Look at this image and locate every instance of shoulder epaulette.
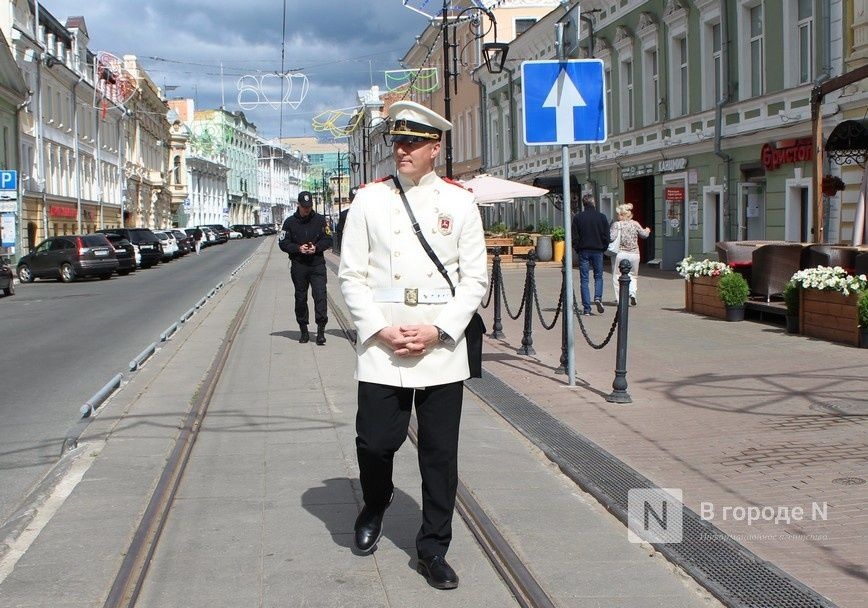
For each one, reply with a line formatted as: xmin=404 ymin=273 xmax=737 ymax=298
xmin=442 ymin=177 xmax=469 ymax=191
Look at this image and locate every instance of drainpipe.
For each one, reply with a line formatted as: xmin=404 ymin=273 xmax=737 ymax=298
xmin=14 ymin=91 xmax=33 ymax=260
xmin=714 ymin=0 xmax=732 ymax=240
xmin=34 ymin=2 xmax=48 ymax=241
xmin=72 ymin=75 xmax=83 ymax=232
xmin=471 ymin=70 xmax=489 ymax=172
xmin=810 ymin=0 xmax=834 ymax=243
xmin=503 ymin=65 xmax=517 ymax=177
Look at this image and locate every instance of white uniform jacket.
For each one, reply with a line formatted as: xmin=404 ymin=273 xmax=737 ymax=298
xmin=338 ymin=171 xmax=488 ymax=388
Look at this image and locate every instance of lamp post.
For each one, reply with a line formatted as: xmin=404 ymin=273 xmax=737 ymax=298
xmin=438 ymin=0 xmax=509 ymax=178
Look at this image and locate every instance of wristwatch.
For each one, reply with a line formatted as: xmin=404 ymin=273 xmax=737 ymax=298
xmin=436 ymin=326 xmax=453 ymax=344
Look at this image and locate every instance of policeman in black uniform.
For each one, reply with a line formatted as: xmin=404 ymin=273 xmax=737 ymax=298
xmin=278 ymin=191 xmax=333 ymax=344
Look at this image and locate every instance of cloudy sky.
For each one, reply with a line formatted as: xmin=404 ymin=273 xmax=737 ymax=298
xmin=40 ymin=0 xmax=436 ymax=141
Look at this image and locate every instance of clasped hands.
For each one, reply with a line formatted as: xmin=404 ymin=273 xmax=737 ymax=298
xmin=376 ymin=325 xmax=439 ymax=357
xmin=299 ymin=242 xmax=316 ymax=254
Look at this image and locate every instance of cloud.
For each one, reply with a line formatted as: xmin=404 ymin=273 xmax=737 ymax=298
xmin=39 ymin=0 xmax=431 ymax=139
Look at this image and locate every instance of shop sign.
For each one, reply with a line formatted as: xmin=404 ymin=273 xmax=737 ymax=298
xmin=664 ymin=187 xmax=685 ymax=202
xmin=761 ymin=139 xmax=813 ymax=171
xmin=621 ymin=163 xmax=654 ymax=179
xmin=658 ymin=157 xmax=687 ymax=173
xmin=49 ymin=205 xmax=77 ymax=218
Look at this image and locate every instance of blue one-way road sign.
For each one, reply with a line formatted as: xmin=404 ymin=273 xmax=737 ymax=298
xmin=522 ymin=59 xmax=606 ymax=146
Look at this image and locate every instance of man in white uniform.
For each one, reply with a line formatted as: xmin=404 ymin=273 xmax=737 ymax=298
xmin=338 ymin=101 xmax=487 ymax=589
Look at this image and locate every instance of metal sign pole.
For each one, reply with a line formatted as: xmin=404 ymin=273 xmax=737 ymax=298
xmin=556 ymin=22 xmax=575 ymax=387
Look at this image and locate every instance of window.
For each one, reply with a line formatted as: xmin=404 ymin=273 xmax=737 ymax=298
xmin=515 ymin=18 xmax=536 ymax=37
xmin=712 ymin=23 xmax=722 ymax=103
xmin=678 ymin=37 xmax=689 ymax=116
xmin=797 ymin=0 xmax=813 ymax=84
xmin=644 ymin=49 xmax=659 ymax=125
xmin=749 ymin=4 xmax=764 ymax=96
xmin=620 ymin=59 xmax=634 ymax=130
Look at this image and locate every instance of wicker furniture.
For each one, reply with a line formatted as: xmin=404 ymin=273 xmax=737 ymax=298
xmin=750 ymin=243 xmax=809 ymax=301
xmin=802 ymin=245 xmax=859 ymax=272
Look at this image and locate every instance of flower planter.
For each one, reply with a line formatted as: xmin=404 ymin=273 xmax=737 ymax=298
xmin=785 ymin=314 xmax=800 ymax=334
xmin=861 ymin=328 xmax=868 ymax=349
xmin=684 ymin=275 xmax=727 ymax=320
xmin=536 ymin=235 xmax=553 ymax=262
xmin=799 ymin=289 xmax=860 ymax=346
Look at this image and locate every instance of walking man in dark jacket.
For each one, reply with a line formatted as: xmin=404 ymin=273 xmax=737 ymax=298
xmin=279 ymin=191 xmax=333 ymax=344
xmin=571 ymin=193 xmax=610 ymax=315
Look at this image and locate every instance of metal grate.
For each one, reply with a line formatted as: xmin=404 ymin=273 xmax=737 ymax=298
xmin=466 ymin=372 xmax=838 ymax=608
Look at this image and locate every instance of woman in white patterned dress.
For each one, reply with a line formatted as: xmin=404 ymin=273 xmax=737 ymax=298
xmin=610 ymin=203 xmax=651 ymax=305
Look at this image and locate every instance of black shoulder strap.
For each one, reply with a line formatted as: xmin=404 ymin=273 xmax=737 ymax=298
xmin=391 ymin=175 xmax=455 ymax=295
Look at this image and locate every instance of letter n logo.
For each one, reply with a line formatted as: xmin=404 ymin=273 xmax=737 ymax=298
xmin=627 ymin=488 xmax=683 ymax=544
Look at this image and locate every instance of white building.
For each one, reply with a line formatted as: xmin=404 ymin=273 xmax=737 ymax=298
xmin=185 ymin=154 xmax=228 ymax=227
xmin=257 ymin=139 xmax=309 ymax=226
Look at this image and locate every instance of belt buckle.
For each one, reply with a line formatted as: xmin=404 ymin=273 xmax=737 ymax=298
xmin=404 ymin=288 xmax=418 ymax=305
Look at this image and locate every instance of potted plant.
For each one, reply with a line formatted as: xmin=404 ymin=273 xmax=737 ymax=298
xmin=782 ymin=279 xmax=800 ymax=333
xmin=536 ymin=220 xmax=553 ymax=262
xmin=790 ymin=266 xmax=867 ymax=345
xmin=859 ymin=290 xmax=868 ymax=348
xmin=717 ymin=271 xmax=750 ymax=321
xmin=552 ymin=226 xmax=566 ymax=263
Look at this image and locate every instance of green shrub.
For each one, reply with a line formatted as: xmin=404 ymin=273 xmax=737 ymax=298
xmin=718 ymin=272 xmax=750 ymax=307
xmin=524 ymin=225 xmax=535 ymax=232
xmin=489 ymin=222 xmax=508 ymax=235
xmin=538 ymin=220 xmax=553 ymax=235
xmin=858 ymin=290 xmax=868 ymax=328
xmin=783 ymin=280 xmax=799 ymax=316
xmin=513 ymin=233 xmax=532 ymax=246
xmin=552 ymin=226 xmax=565 ymax=242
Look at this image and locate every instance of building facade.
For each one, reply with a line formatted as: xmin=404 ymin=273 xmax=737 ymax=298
xmin=257 ymin=138 xmax=309 ymax=226
xmin=184 ymin=154 xmax=228 ymax=227
xmin=478 ymin=0 xmax=847 ymax=270
xmin=192 ymin=108 xmax=258 ymax=226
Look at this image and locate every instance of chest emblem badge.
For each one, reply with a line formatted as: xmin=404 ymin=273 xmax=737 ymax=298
xmin=438 ymin=214 xmax=453 ymax=235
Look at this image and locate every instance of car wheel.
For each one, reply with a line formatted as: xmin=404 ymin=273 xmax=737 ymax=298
xmin=118 ymin=270 xmax=130 ymax=276
xmin=18 ymin=265 xmax=33 ymax=283
xmin=59 ymin=262 xmax=75 ymax=283
xmin=3 ymin=282 xmax=13 ymax=296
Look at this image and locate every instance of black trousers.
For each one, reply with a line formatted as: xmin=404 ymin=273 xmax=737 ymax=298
xmin=356 ymin=380 xmax=463 ymax=559
xmin=290 ymin=262 xmax=327 ymax=327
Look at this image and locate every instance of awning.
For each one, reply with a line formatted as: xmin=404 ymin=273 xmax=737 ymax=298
xmin=532 ymin=175 xmax=580 ymax=192
xmin=826 ymin=119 xmax=868 ymax=165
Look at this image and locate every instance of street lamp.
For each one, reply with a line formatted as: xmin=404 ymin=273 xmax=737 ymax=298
xmin=439 ymin=0 xmax=509 ymax=178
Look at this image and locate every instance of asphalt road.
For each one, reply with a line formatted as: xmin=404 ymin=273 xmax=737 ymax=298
xmin=0 ymin=236 xmax=268 ymax=522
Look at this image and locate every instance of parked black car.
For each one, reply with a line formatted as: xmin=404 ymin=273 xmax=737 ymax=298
xmin=100 ymin=233 xmax=137 ymax=275
xmin=170 ymin=229 xmax=192 ymax=255
xmin=96 ymin=228 xmax=162 ymax=268
xmin=17 ymin=234 xmax=118 ymax=283
xmin=231 ymin=224 xmax=255 ymax=238
xmin=0 ymin=254 xmax=14 ymax=296
xmin=257 ymin=223 xmax=277 ymax=236
xmin=201 ymin=224 xmax=230 ymax=243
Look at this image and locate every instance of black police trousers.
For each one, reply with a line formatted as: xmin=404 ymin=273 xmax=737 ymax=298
xmin=290 ymin=262 xmax=327 ymax=327
xmin=355 ymin=380 xmax=463 ymax=559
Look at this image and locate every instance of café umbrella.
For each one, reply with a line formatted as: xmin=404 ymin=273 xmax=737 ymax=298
xmin=461 ymin=174 xmax=549 ymax=203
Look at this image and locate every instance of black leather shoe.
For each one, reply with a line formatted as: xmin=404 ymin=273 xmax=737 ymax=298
xmin=594 ymin=299 xmax=605 ymax=314
xmin=354 ymin=494 xmax=392 ymax=553
xmin=298 ymin=326 xmax=310 ymax=343
xmin=315 ymin=327 xmax=326 ymax=345
xmin=416 ymin=555 xmax=459 ymax=590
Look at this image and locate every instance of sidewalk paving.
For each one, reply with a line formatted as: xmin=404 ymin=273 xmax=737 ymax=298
xmin=0 ymin=242 xmax=720 ymax=607
xmin=482 ymin=257 xmax=867 ymax=608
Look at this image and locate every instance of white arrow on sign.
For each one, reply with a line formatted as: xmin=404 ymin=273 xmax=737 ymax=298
xmin=542 ymin=69 xmax=586 ymax=143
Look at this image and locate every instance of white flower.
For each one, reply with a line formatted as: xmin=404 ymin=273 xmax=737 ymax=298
xmin=791 ymin=266 xmax=867 ymax=296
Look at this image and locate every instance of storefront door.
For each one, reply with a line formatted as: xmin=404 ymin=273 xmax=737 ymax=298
xmin=740 ymin=182 xmax=766 ymax=240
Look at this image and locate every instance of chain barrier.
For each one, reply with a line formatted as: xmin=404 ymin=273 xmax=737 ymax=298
xmin=572 ymin=292 xmax=619 ymax=349
xmin=480 ymin=265 xmax=496 ymax=308
xmin=499 ymin=272 xmax=527 ymax=320
xmin=531 ymin=274 xmax=563 ymax=330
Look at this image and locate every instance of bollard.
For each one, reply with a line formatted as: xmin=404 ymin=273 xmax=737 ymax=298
xmin=517 ymin=252 xmax=536 ymax=356
xmin=180 ymin=307 xmax=196 ymax=323
xmin=607 ymin=259 xmax=633 ymax=403
xmin=129 ymin=342 xmax=157 ymax=372
xmin=160 ymin=322 xmax=179 ymax=342
xmin=490 ymin=248 xmax=504 ymax=339
xmin=80 ymin=373 xmax=124 ymax=418
xmin=556 ymin=259 xmax=568 ymax=374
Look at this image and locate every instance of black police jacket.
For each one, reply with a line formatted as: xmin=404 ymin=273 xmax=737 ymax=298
xmin=279 ymin=210 xmax=333 ymax=265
